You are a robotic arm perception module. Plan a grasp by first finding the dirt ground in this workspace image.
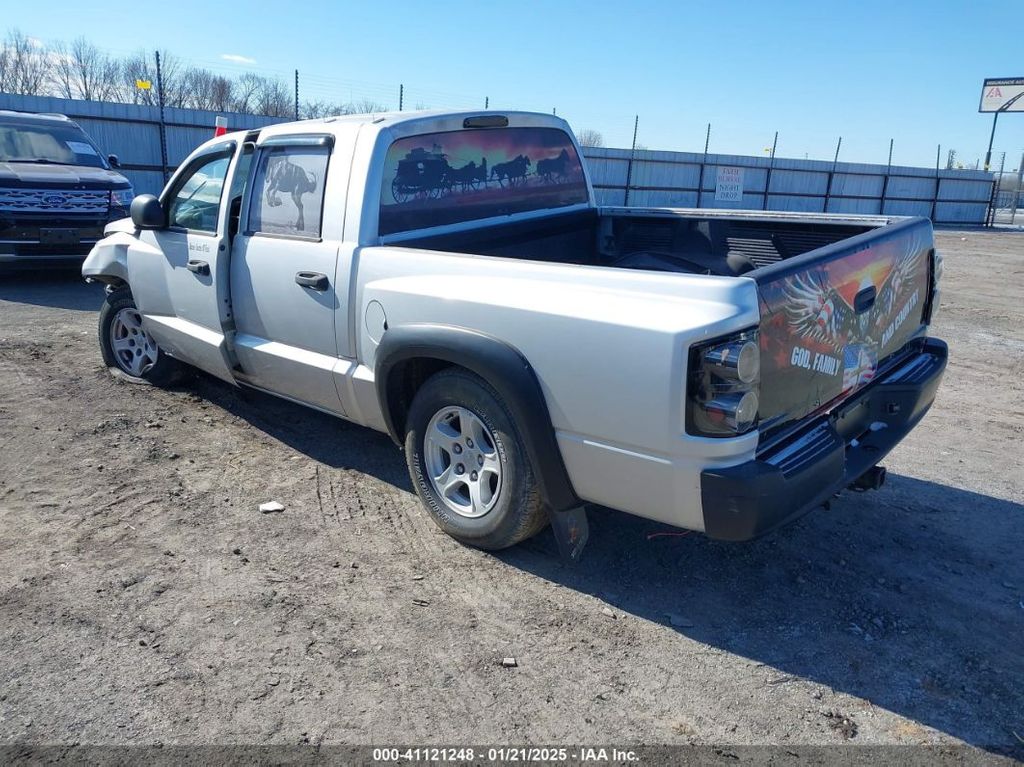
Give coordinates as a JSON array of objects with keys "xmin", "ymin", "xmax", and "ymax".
[{"xmin": 0, "ymin": 229, "xmax": 1021, "ymax": 757}]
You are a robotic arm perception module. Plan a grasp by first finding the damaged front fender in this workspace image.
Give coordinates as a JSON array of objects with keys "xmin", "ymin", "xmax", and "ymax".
[{"xmin": 81, "ymin": 220, "xmax": 135, "ymax": 286}]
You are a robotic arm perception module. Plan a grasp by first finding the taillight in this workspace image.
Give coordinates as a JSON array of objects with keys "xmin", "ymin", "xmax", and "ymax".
[
  {"xmin": 926, "ymin": 249, "xmax": 943, "ymax": 324},
  {"xmin": 687, "ymin": 328, "xmax": 760, "ymax": 437}
]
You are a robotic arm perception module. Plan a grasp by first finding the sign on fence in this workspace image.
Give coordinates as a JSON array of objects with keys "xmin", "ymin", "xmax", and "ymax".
[{"xmin": 715, "ymin": 167, "xmax": 744, "ymax": 202}]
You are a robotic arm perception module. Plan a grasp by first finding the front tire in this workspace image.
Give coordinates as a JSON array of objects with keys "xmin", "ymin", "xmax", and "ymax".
[
  {"xmin": 98, "ymin": 286, "xmax": 182, "ymax": 386},
  {"xmin": 404, "ymin": 368, "xmax": 548, "ymax": 550}
]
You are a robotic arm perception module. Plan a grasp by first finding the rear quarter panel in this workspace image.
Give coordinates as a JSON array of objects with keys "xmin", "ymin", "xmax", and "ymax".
[{"xmin": 355, "ymin": 246, "xmax": 760, "ymax": 527}]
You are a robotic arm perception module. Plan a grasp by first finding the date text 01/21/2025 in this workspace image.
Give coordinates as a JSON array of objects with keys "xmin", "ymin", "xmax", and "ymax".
[{"xmin": 371, "ymin": 746, "xmax": 640, "ymax": 762}]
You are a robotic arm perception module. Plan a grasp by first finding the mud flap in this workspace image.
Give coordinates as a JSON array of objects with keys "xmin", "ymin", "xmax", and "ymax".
[{"xmin": 547, "ymin": 505, "xmax": 589, "ymax": 563}]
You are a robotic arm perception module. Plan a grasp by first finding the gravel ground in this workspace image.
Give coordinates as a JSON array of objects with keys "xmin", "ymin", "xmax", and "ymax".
[{"xmin": 0, "ymin": 229, "xmax": 1021, "ymax": 758}]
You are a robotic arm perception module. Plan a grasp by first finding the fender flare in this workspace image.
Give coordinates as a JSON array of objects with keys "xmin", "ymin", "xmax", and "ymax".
[{"xmin": 375, "ymin": 324, "xmax": 580, "ymax": 512}]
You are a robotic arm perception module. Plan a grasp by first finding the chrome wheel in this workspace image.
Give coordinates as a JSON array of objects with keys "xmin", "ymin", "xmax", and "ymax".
[
  {"xmin": 109, "ymin": 307, "xmax": 158, "ymax": 377},
  {"xmin": 424, "ymin": 405, "xmax": 502, "ymax": 518}
]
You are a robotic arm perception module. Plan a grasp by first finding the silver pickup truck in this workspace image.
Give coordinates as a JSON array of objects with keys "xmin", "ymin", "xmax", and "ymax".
[{"xmin": 82, "ymin": 110, "xmax": 946, "ymax": 559}]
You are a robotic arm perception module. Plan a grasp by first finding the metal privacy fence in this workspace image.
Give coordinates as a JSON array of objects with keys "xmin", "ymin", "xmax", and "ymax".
[
  {"xmin": 0, "ymin": 93, "xmax": 278, "ymax": 195},
  {"xmin": 583, "ymin": 147, "xmax": 995, "ymax": 224},
  {"xmin": 1, "ymin": 93, "xmax": 996, "ymax": 224}
]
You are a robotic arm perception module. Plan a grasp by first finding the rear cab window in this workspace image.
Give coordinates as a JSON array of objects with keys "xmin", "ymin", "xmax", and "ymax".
[{"xmin": 378, "ymin": 126, "xmax": 587, "ymax": 237}]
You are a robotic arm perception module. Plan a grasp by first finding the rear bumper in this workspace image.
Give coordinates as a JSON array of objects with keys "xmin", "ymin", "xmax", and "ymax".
[{"xmin": 700, "ymin": 337, "xmax": 948, "ymax": 541}]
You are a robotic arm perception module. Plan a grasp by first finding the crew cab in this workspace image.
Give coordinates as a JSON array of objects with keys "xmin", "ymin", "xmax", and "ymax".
[
  {"xmin": 82, "ymin": 111, "xmax": 946, "ymax": 558},
  {"xmin": 1, "ymin": 110, "xmax": 133, "ymax": 265}
]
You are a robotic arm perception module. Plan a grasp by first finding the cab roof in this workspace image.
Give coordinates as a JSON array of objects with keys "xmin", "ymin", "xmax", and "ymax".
[{"xmin": 252, "ymin": 109, "xmax": 573, "ymax": 143}]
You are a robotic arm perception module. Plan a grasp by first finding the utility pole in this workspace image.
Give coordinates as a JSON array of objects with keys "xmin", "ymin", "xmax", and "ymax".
[
  {"xmin": 824, "ymin": 136, "xmax": 842, "ymax": 212},
  {"xmin": 399, "ymin": 84, "xmax": 403, "ymax": 111},
  {"xmin": 624, "ymin": 115, "xmax": 639, "ymax": 206},
  {"xmin": 155, "ymin": 51, "xmax": 168, "ymax": 183},
  {"xmin": 1010, "ymin": 150, "xmax": 1024, "ymax": 225},
  {"xmin": 880, "ymin": 138, "xmax": 894, "ymax": 215},
  {"xmin": 484, "ymin": 96, "xmax": 489, "ymax": 109},
  {"xmin": 696, "ymin": 122, "xmax": 710, "ymax": 208},
  {"xmin": 294, "ymin": 70, "xmax": 299, "ymax": 120},
  {"xmin": 762, "ymin": 131, "xmax": 778, "ymax": 210}
]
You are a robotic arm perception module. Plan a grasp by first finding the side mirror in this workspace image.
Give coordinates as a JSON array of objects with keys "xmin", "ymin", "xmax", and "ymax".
[
  {"xmin": 131, "ymin": 194, "xmax": 165, "ymax": 229},
  {"xmin": 107, "ymin": 154, "xmax": 121, "ymax": 169}
]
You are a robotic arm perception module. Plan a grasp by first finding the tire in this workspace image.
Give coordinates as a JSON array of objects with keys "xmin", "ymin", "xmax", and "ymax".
[
  {"xmin": 98, "ymin": 286, "xmax": 183, "ymax": 386},
  {"xmin": 404, "ymin": 368, "xmax": 549, "ymax": 550}
]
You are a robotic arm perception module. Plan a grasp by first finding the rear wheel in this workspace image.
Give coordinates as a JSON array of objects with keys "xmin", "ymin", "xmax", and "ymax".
[
  {"xmin": 98, "ymin": 286, "xmax": 182, "ymax": 386},
  {"xmin": 404, "ymin": 368, "xmax": 548, "ymax": 550}
]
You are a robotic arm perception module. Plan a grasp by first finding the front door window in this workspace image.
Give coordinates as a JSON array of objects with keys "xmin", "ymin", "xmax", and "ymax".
[{"xmin": 167, "ymin": 154, "xmax": 231, "ymax": 233}]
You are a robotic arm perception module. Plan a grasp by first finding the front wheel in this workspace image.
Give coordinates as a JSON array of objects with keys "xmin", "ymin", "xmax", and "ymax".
[
  {"xmin": 404, "ymin": 368, "xmax": 548, "ymax": 550},
  {"xmin": 98, "ymin": 286, "xmax": 182, "ymax": 386}
]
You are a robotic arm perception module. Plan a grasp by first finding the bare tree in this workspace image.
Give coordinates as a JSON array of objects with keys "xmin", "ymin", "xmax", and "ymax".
[
  {"xmin": 574, "ymin": 128, "xmax": 603, "ymax": 147},
  {"xmin": 0, "ymin": 28, "xmax": 387, "ymax": 119},
  {"xmin": 300, "ymin": 98, "xmax": 389, "ymax": 119},
  {"xmin": 0, "ymin": 29, "xmax": 51, "ymax": 95},
  {"xmin": 254, "ymin": 76, "xmax": 293, "ymax": 117},
  {"xmin": 156, "ymin": 52, "xmax": 186, "ymax": 108},
  {"xmin": 301, "ymin": 100, "xmax": 347, "ymax": 119},
  {"xmin": 351, "ymin": 98, "xmax": 388, "ymax": 114},
  {"xmin": 118, "ymin": 50, "xmax": 157, "ymax": 105},
  {"xmin": 51, "ymin": 37, "xmax": 120, "ymax": 101},
  {"xmin": 232, "ymin": 72, "xmax": 262, "ymax": 114},
  {"xmin": 177, "ymin": 67, "xmax": 235, "ymax": 111}
]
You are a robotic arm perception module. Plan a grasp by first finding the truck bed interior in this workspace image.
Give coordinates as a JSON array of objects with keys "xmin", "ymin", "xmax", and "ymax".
[{"xmin": 402, "ymin": 209, "xmax": 879, "ymax": 276}]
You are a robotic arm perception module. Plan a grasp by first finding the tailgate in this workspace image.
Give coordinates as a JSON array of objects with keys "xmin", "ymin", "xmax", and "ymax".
[{"xmin": 755, "ymin": 217, "xmax": 934, "ymax": 441}]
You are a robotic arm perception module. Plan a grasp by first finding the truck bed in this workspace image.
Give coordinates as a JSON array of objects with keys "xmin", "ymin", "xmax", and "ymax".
[
  {"xmin": 398, "ymin": 208, "xmax": 882, "ymax": 277},
  {"xmin": 399, "ymin": 207, "xmax": 932, "ymax": 446}
]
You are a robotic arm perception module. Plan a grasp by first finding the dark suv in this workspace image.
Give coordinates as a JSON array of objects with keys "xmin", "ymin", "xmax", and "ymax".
[{"xmin": 0, "ymin": 110, "xmax": 133, "ymax": 265}]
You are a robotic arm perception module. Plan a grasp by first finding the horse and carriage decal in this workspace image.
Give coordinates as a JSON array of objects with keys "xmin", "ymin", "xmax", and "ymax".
[
  {"xmin": 386, "ymin": 131, "xmax": 582, "ymax": 205},
  {"xmin": 379, "ymin": 126, "xmax": 589, "ymax": 235}
]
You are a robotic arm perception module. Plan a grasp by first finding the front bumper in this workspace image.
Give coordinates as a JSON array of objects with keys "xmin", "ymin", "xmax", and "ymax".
[{"xmin": 700, "ymin": 337, "xmax": 948, "ymax": 541}]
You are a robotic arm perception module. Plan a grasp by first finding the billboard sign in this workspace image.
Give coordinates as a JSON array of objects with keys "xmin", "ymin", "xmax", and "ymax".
[{"xmin": 979, "ymin": 78, "xmax": 1024, "ymax": 112}]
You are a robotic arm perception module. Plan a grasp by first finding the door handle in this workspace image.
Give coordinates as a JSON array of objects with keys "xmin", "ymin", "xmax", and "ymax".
[
  {"xmin": 186, "ymin": 259, "xmax": 210, "ymax": 276},
  {"xmin": 295, "ymin": 271, "xmax": 329, "ymax": 291},
  {"xmin": 854, "ymin": 285, "xmax": 876, "ymax": 314}
]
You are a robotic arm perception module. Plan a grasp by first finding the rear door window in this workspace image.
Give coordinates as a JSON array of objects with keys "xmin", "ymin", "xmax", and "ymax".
[
  {"xmin": 378, "ymin": 126, "xmax": 587, "ymax": 236},
  {"xmin": 248, "ymin": 145, "xmax": 329, "ymax": 239}
]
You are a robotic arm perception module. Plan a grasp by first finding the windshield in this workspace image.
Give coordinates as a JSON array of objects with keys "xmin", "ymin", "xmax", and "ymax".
[{"xmin": 0, "ymin": 119, "xmax": 107, "ymax": 168}]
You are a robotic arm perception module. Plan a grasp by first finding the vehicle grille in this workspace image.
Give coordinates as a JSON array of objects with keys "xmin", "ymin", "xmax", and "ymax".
[{"xmin": 0, "ymin": 188, "xmax": 110, "ymax": 215}]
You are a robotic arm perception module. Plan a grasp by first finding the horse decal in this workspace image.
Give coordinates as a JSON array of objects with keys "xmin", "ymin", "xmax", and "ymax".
[
  {"xmin": 448, "ymin": 158, "xmax": 488, "ymax": 191},
  {"xmin": 491, "ymin": 154, "xmax": 531, "ymax": 186},
  {"xmin": 536, "ymin": 149, "xmax": 571, "ymax": 183},
  {"xmin": 266, "ymin": 157, "xmax": 319, "ymax": 231}
]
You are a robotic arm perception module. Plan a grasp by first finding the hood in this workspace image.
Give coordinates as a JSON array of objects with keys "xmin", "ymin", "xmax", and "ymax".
[
  {"xmin": 103, "ymin": 216, "xmax": 136, "ymax": 236},
  {"xmin": 0, "ymin": 162, "xmax": 130, "ymax": 189}
]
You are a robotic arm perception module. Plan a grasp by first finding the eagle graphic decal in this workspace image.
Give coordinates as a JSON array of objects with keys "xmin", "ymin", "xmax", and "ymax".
[{"xmin": 756, "ymin": 223, "xmax": 932, "ymax": 433}]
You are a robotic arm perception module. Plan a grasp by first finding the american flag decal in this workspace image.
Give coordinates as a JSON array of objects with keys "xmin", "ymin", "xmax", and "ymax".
[{"xmin": 842, "ymin": 344, "xmax": 877, "ymax": 391}]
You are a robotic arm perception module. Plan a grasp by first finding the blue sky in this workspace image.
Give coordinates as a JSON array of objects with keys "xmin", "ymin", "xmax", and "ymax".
[{"xmin": 10, "ymin": 0, "xmax": 1024, "ymax": 168}]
